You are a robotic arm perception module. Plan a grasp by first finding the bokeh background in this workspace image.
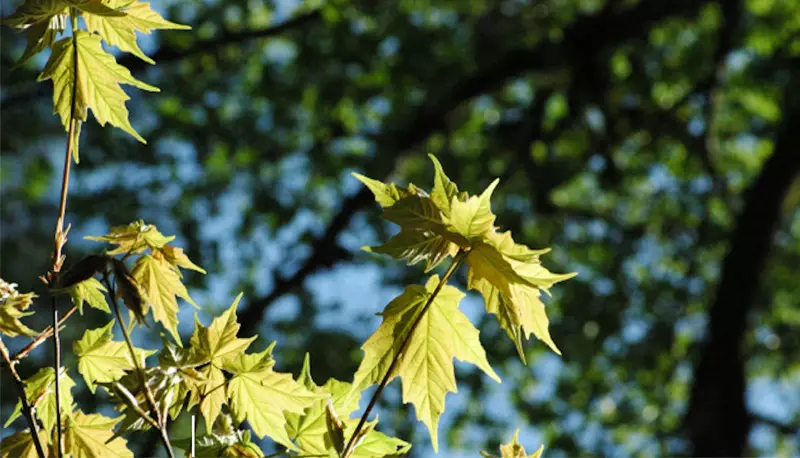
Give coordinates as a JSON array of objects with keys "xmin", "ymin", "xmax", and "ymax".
[{"xmin": 1, "ymin": 0, "xmax": 799, "ymax": 456}]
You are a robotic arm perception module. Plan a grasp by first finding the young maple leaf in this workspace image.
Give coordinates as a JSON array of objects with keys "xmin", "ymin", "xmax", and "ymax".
[
  {"xmin": 481, "ymin": 429, "xmax": 544, "ymax": 458},
  {"xmin": 352, "ymin": 275, "xmax": 501, "ymax": 451}
]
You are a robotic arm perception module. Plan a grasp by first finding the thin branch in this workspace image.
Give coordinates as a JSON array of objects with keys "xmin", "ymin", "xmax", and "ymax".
[
  {"xmin": 752, "ymin": 412, "xmax": 800, "ymax": 436},
  {"xmin": 104, "ymin": 276, "xmax": 176, "ymax": 458},
  {"xmin": 0, "ymin": 337, "xmax": 47, "ymax": 458},
  {"xmin": 3, "ymin": 305, "xmax": 78, "ymax": 367},
  {"xmin": 341, "ymin": 250, "xmax": 467, "ymax": 458}
]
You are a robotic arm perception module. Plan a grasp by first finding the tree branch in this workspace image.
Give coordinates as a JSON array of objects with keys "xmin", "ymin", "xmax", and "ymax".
[
  {"xmin": 239, "ymin": 0, "xmax": 718, "ymax": 334},
  {"xmin": 685, "ymin": 66, "xmax": 800, "ymax": 456}
]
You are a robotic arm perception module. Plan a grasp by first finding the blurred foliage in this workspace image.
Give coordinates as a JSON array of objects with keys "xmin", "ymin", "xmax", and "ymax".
[{"xmin": 1, "ymin": 0, "xmax": 799, "ymax": 456}]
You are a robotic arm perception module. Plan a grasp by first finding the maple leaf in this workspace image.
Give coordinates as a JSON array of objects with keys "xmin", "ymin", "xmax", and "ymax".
[
  {"xmin": 0, "ymin": 279, "xmax": 37, "ymax": 337},
  {"xmin": 82, "ymin": 0, "xmax": 190, "ymax": 64},
  {"xmin": 428, "ymin": 154, "xmax": 459, "ymax": 217},
  {"xmin": 85, "ymin": 220, "xmax": 175, "ymax": 256},
  {"xmin": 175, "ymin": 429, "xmax": 265, "ymax": 458},
  {"xmin": 190, "ymin": 293, "xmax": 256, "ymax": 367},
  {"xmin": 481, "ymin": 429, "xmax": 544, "ymax": 458},
  {"xmin": 161, "ymin": 244, "xmax": 207, "ymax": 275},
  {"xmin": 73, "ymin": 320, "xmax": 155, "ymax": 392},
  {"xmin": 6, "ymin": 367, "xmax": 75, "ymax": 434},
  {"xmin": 132, "ymin": 254, "xmax": 198, "ymax": 342},
  {"xmin": 102, "ymin": 365, "xmax": 187, "ymax": 434},
  {"xmin": 0, "ymin": 429, "xmax": 52, "ymax": 458},
  {"xmin": 2, "ymin": 0, "xmax": 68, "ymax": 67},
  {"xmin": 189, "ymin": 365, "xmax": 227, "ymax": 432},
  {"xmin": 225, "ymin": 348, "xmax": 324, "ymax": 449},
  {"xmin": 352, "ymin": 173, "xmax": 409, "ymax": 208},
  {"xmin": 38, "ymin": 31, "xmax": 159, "ymax": 142},
  {"xmin": 352, "ymin": 275, "xmax": 500, "ymax": 451},
  {"xmin": 364, "ymin": 229, "xmax": 458, "ymax": 272},
  {"xmin": 446, "ymin": 179, "xmax": 499, "ymax": 242},
  {"xmin": 286, "ymin": 355, "xmax": 411, "ymax": 458},
  {"xmin": 63, "ymin": 410, "xmax": 134, "ymax": 458},
  {"xmin": 67, "ymin": 277, "xmax": 110, "ymax": 314},
  {"xmin": 466, "ymin": 232, "xmax": 576, "ymax": 359}
]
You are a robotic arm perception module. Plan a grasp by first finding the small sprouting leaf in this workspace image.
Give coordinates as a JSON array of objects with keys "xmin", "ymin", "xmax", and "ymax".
[
  {"xmin": 55, "ymin": 254, "xmax": 109, "ymax": 289},
  {"xmin": 0, "ymin": 428, "xmax": 52, "ymax": 458},
  {"xmin": 102, "ymin": 366, "xmax": 187, "ymax": 433},
  {"xmin": 428, "ymin": 154, "xmax": 459, "ymax": 217},
  {"xmin": 481, "ymin": 429, "xmax": 544, "ymax": 458},
  {"xmin": 82, "ymin": 0, "xmax": 191, "ymax": 64},
  {"xmin": 67, "ymin": 277, "xmax": 110, "ymax": 314},
  {"xmin": 73, "ymin": 320, "xmax": 155, "ymax": 392},
  {"xmin": 325, "ymin": 400, "xmax": 346, "ymax": 456},
  {"xmin": 352, "ymin": 173, "xmax": 408, "ymax": 208},
  {"xmin": 38, "ymin": 31, "xmax": 159, "ymax": 142},
  {"xmin": 226, "ymin": 349, "xmax": 324, "ymax": 449},
  {"xmin": 86, "ymin": 220, "xmax": 175, "ymax": 255},
  {"xmin": 352, "ymin": 275, "xmax": 500, "ymax": 451},
  {"xmin": 190, "ymin": 294, "xmax": 255, "ymax": 367},
  {"xmin": 364, "ymin": 229, "xmax": 458, "ymax": 272},
  {"xmin": 446, "ymin": 178, "xmax": 498, "ymax": 242},
  {"xmin": 112, "ymin": 259, "xmax": 147, "ymax": 326},
  {"xmin": 63, "ymin": 410, "xmax": 134, "ymax": 458},
  {"xmin": 0, "ymin": 279, "xmax": 37, "ymax": 337},
  {"xmin": 6, "ymin": 367, "xmax": 75, "ymax": 434},
  {"xmin": 132, "ymin": 254, "xmax": 197, "ymax": 342}
]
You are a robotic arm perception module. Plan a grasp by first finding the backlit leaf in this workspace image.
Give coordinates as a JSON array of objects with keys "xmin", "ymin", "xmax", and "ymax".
[
  {"xmin": 82, "ymin": 0, "xmax": 190, "ymax": 64},
  {"xmin": 6, "ymin": 367, "xmax": 75, "ymax": 434},
  {"xmin": 86, "ymin": 220, "xmax": 174, "ymax": 256},
  {"xmin": 352, "ymin": 172, "xmax": 408, "ymax": 207},
  {"xmin": 428, "ymin": 154, "xmax": 459, "ymax": 217},
  {"xmin": 0, "ymin": 279, "xmax": 37, "ymax": 337},
  {"xmin": 190, "ymin": 293, "xmax": 255, "ymax": 366},
  {"xmin": 132, "ymin": 254, "xmax": 197, "ymax": 342},
  {"xmin": 38, "ymin": 31, "xmax": 159, "ymax": 142},
  {"xmin": 447, "ymin": 178, "xmax": 498, "ymax": 242},
  {"xmin": 364, "ymin": 229, "xmax": 458, "ymax": 272},
  {"xmin": 64, "ymin": 410, "xmax": 134, "ymax": 458},
  {"xmin": 0, "ymin": 429, "xmax": 52, "ymax": 458},
  {"xmin": 226, "ymin": 349, "xmax": 324, "ymax": 449},
  {"xmin": 74, "ymin": 320, "xmax": 155, "ymax": 392},
  {"xmin": 353, "ymin": 275, "xmax": 500, "ymax": 450},
  {"xmin": 68, "ymin": 277, "xmax": 110, "ymax": 314},
  {"xmin": 481, "ymin": 429, "xmax": 544, "ymax": 458}
]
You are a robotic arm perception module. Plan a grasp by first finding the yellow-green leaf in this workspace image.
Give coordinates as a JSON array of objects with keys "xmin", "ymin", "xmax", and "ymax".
[
  {"xmin": 352, "ymin": 172, "xmax": 408, "ymax": 207},
  {"xmin": 64, "ymin": 410, "xmax": 134, "ymax": 458},
  {"xmin": 226, "ymin": 350, "xmax": 324, "ymax": 449},
  {"xmin": 160, "ymin": 244, "xmax": 206, "ymax": 275},
  {"xmin": 38, "ymin": 31, "xmax": 159, "ymax": 143},
  {"xmin": 85, "ymin": 220, "xmax": 174, "ymax": 255},
  {"xmin": 82, "ymin": 0, "xmax": 190, "ymax": 64},
  {"xmin": 132, "ymin": 254, "xmax": 197, "ymax": 342},
  {"xmin": 192, "ymin": 365, "xmax": 227, "ymax": 432},
  {"xmin": 364, "ymin": 229, "xmax": 458, "ymax": 272},
  {"xmin": 74, "ymin": 320, "xmax": 155, "ymax": 392},
  {"xmin": 0, "ymin": 429, "xmax": 52, "ymax": 458},
  {"xmin": 481, "ymin": 429, "xmax": 544, "ymax": 458},
  {"xmin": 6, "ymin": 367, "xmax": 75, "ymax": 434},
  {"xmin": 68, "ymin": 277, "xmax": 110, "ymax": 314},
  {"xmin": 352, "ymin": 275, "xmax": 500, "ymax": 451},
  {"xmin": 0, "ymin": 279, "xmax": 37, "ymax": 337},
  {"xmin": 447, "ymin": 178, "xmax": 498, "ymax": 242},
  {"xmin": 428, "ymin": 154, "xmax": 459, "ymax": 217},
  {"xmin": 190, "ymin": 293, "xmax": 255, "ymax": 367},
  {"xmin": 383, "ymin": 194, "xmax": 448, "ymax": 234}
]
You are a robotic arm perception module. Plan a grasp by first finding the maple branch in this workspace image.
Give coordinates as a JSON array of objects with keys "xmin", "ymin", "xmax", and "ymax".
[
  {"xmin": 0, "ymin": 336, "xmax": 47, "ymax": 458},
  {"xmin": 2, "ymin": 305, "xmax": 77, "ymax": 367},
  {"xmin": 240, "ymin": 0, "xmax": 719, "ymax": 334},
  {"xmin": 341, "ymin": 250, "xmax": 467, "ymax": 458},
  {"xmin": 104, "ymin": 276, "xmax": 176, "ymax": 458}
]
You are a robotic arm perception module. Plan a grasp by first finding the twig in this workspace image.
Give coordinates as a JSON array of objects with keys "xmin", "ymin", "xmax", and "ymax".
[
  {"xmin": 0, "ymin": 337, "xmax": 47, "ymax": 458},
  {"xmin": 104, "ymin": 276, "xmax": 176, "ymax": 458},
  {"xmin": 341, "ymin": 250, "xmax": 467, "ymax": 458},
  {"xmin": 3, "ymin": 305, "xmax": 78, "ymax": 367}
]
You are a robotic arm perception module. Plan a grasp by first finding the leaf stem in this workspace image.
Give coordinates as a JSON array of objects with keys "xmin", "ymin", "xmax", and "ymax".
[
  {"xmin": 3, "ymin": 305, "xmax": 78, "ymax": 367},
  {"xmin": 105, "ymin": 276, "xmax": 176, "ymax": 458},
  {"xmin": 341, "ymin": 250, "xmax": 467, "ymax": 458},
  {"xmin": 0, "ymin": 336, "xmax": 47, "ymax": 458}
]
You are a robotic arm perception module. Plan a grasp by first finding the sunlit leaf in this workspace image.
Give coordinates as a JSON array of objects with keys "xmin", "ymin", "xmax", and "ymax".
[
  {"xmin": 132, "ymin": 254, "xmax": 197, "ymax": 342},
  {"xmin": 352, "ymin": 275, "xmax": 500, "ymax": 450},
  {"xmin": 86, "ymin": 220, "xmax": 174, "ymax": 256},
  {"xmin": 74, "ymin": 320, "xmax": 155, "ymax": 392},
  {"xmin": 481, "ymin": 429, "xmax": 544, "ymax": 458},
  {"xmin": 6, "ymin": 367, "xmax": 75, "ymax": 434},
  {"xmin": 0, "ymin": 279, "xmax": 37, "ymax": 337},
  {"xmin": 38, "ymin": 31, "xmax": 159, "ymax": 142},
  {"xmin": 63, "ymin": 410, "xmax": 134, "ymax": 458},
  {"xmin": 67, "ymin": 278, "xmax": 110, "ymax": 314}
]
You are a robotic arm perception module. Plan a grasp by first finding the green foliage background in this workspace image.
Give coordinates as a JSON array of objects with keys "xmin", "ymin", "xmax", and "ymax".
[{"xmin": 1, "ymin": 0, "xmax": 799, "ymax": 456}]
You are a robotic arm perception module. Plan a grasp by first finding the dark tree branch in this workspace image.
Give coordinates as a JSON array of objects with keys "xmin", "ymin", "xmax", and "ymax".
[
  {"xmin": 752, "ymin": 413, "xmax": 800, "ymax": 437},
  {"xmin": 0, "ymin": 10, "xmax": 322, "ymax": 110},
  {"xmin": 685, "ymin": 69, "xmax": 800, "ymax": 457},
  {"xmin": 238, "ymin": 0, "xmax": 719, "ymax": 334}
]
